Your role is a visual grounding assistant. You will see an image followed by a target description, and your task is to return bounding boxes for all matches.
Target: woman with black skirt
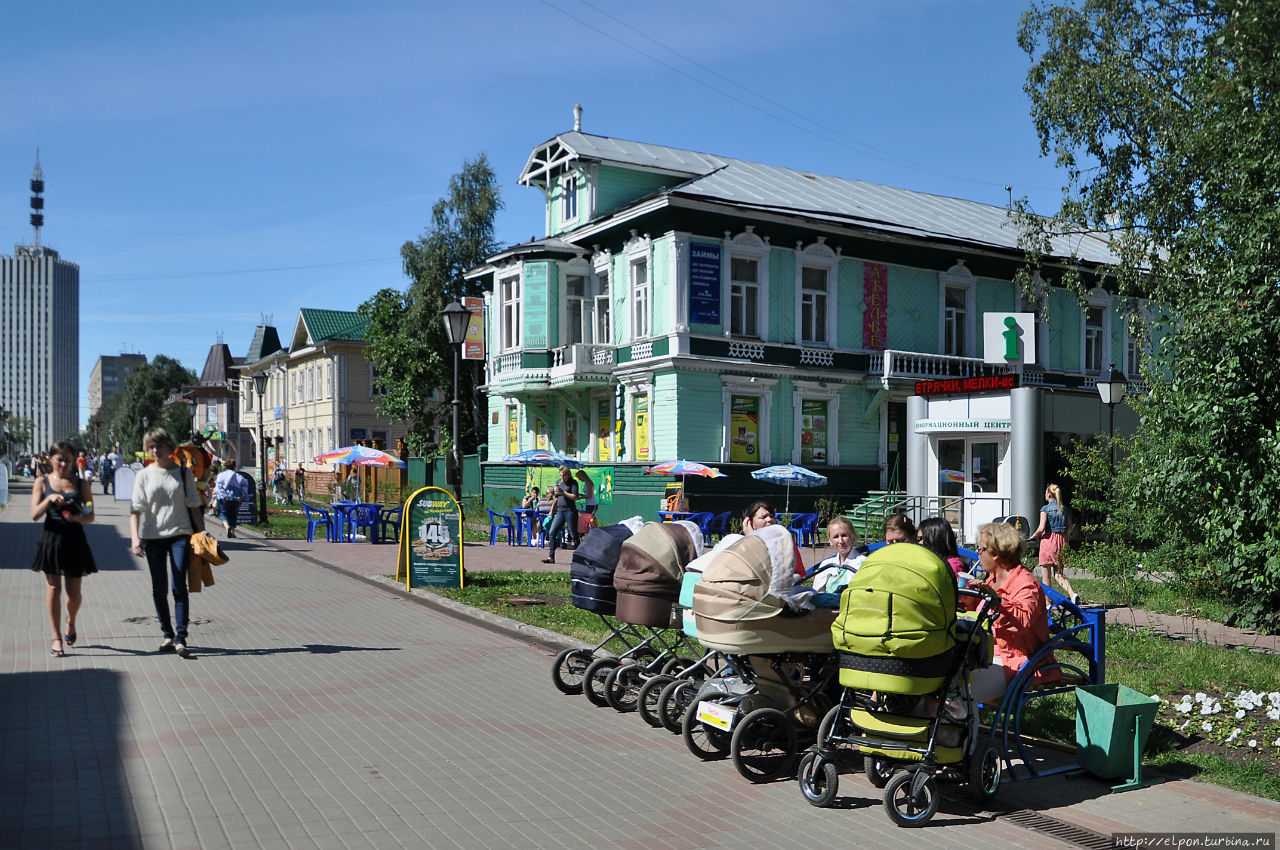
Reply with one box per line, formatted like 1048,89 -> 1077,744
30,440 -> 98,657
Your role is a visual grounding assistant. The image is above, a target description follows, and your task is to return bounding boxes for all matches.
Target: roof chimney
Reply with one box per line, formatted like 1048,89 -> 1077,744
573,103 -> 582,132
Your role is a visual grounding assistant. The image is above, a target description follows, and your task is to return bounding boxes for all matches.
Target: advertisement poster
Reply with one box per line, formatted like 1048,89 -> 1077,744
536,419 -> 548,450
526,466 -> 614,503
462,296 -> 485,360
507,407 -> 519,457
688,241 -> 722,325
800,399 -> 828,466
863,262 -> 888,351
596,398 -> 612,461
396,487 -> 463,588
634,395 -> 650,462
566,418 -> 578,453
729,395 -> 760,463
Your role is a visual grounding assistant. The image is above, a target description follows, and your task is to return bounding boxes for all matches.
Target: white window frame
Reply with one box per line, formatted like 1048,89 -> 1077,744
625,233 -> 651,341
592,251 -> 612,346
560,173 -> 578,224
498,268 -> 522,353
720,375 -> 777,465
795,238 -> 838,347
725,227 -> 769,339
1082,288 -> 1112,375
938,261 -> 976,357
791,380 -> 841,467
560,256 -> 593,346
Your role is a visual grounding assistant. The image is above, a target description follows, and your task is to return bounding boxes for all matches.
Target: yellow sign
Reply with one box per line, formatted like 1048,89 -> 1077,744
634,395 -> 650,462
507,407 -> 519,456
729,395 -> 760,463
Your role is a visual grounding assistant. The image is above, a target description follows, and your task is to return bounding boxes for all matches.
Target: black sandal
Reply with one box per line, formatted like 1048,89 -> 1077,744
64,627 -> 76,647
159,639 -> 176,653
50,639 -> 65,657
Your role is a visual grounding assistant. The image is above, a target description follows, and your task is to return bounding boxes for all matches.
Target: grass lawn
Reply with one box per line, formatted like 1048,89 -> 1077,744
422,569 -> 1280,802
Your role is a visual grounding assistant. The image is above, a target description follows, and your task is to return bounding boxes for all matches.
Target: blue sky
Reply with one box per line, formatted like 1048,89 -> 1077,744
1,1 -> 1068,428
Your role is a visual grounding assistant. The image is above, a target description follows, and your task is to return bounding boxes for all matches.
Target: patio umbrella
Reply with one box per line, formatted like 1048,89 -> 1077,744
750,463 -> 827,514
645,459 -> 727,506
501,449 -> 583,469
199,425 -> 228,441
313,446 -> 407,468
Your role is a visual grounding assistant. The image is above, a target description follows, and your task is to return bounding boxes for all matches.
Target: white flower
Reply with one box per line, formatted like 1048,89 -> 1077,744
1269,692 -> 1280,704
1179,719 -> 1191,732
1274,738 -> 1280,748
1235,709 -> 1247,719
1195,692 -> 1207,702
1226,729 -> 1241,743
1267,707 -> 1280,721
1248,739 -> 1258,748
1175,701 -> 1193,714
1203,721 -> 1214,732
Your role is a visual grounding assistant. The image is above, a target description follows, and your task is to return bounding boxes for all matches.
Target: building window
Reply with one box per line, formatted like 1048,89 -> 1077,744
594,264 -> 611,345
500,274 -> 521,351
943,286 -> 967,356
631,257 -> 650,340
1084,305 -> 1105,374
370,365 -> 385,397
730,256 -> 760,338
566,274 -> 588,345
561,175 -> 578,223
800,265 -> 829,345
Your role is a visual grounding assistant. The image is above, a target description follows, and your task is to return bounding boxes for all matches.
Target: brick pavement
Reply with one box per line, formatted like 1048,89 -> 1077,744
2,488 -> 1277,849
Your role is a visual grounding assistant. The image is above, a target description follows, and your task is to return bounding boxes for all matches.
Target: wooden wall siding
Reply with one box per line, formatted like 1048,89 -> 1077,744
839,384 -> 880,466
887,265 -> 939,353
486,396 -> 504,457
546,172 -> 583,237
651,369 -> 678,459
769,247 -> 796,343
837,258 -> 863,349
1048,288 -> 1081,372
596,165 -> 673,220
612,253 -> 627,344
546,260 -> 560,347
770,375 -> 794,465
669,370 -> 724,461
651,237 -> 672,336
977,277 -> 1017,316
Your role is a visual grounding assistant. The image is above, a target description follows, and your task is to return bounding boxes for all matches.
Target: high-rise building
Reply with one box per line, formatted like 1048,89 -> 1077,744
0,156 -> 79,453
88,354 -> 148,421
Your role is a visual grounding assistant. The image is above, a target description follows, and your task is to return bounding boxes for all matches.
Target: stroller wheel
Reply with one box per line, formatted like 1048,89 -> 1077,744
865,755 -> 895,788
798,751 -> 839,807
660,655 -> 698,676
583,657 -> 621,707
682,697 -> 730,760
659,679 -> 698,734
816,705 -> 858,754
731,707 -> 799,783
604,663 -> 644,713
967,739 -> 1002,803
551,648 -> 593,695
884,769 -> 940,828
637,674 -> 674,728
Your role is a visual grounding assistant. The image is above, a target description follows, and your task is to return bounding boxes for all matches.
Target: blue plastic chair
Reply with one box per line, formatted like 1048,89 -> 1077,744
487,508 -> 516,545
378,504 -> 403,544
705,511 -> 732,543
302,503 -> 334,543
685,511 -> 714,540
349,503 -> 380,543
789,512 -> 820,547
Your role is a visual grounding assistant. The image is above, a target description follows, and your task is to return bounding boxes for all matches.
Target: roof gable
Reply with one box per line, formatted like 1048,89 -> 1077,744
292,308 -> 369,351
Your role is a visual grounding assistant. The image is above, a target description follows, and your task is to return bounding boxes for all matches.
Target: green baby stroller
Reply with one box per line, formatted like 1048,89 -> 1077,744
797,542 -> 1000,827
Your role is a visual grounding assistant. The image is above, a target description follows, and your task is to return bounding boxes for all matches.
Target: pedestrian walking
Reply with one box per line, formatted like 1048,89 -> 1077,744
99,452 -> 114,495
213,459 -> 251,538
1030,483 -> 1078,604
540,465 -> 580,564
293,464 -> 306,503
29,440 -> 98,657
130,427 -> 204,657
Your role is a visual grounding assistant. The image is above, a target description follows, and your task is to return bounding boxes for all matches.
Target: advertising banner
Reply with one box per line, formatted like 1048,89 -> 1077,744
536,419 -> 548,450
688,241 -> 722,325
863,262 -> 888,351
729,395 -> 760,463
596,398 -> 612,461
507,407 -> 519,457
634,395 -> 650,462
526,466 -> 613,504
800,399 -> 828,465
462,296 -> 485,360
396,487 -> 464,589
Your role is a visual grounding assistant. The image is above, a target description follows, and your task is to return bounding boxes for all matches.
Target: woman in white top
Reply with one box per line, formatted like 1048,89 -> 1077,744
129,428 -> 204,658
575,470 -> 598,514
811,516 -> 868,595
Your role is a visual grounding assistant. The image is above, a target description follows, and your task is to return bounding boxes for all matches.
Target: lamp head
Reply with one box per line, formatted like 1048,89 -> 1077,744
440,300 -> 470,346
1097,363 -> 1128,406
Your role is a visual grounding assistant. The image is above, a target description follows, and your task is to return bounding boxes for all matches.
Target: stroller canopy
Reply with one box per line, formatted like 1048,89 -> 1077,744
570,523 -> 634,614
613,521 -> 702,626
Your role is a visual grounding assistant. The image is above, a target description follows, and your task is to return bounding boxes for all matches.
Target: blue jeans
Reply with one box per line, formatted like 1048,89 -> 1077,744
546,508 -> 579,556
144,536 -> 191,643
220,498 -> 241,530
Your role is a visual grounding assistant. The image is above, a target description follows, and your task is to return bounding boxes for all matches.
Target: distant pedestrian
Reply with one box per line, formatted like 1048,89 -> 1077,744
540,466 -> 580,564
1031,483 -> 1078,604
213,459 -> 251,538
575,470 -> 598,515
30,440 -> 98,658
293,464 -> 306,503
99,452 -> 115,495
130,427 -> 204,657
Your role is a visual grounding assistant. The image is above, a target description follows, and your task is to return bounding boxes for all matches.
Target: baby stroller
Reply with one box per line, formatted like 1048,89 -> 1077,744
797,542 -> 1000,827
552,520 -> 668,696
687,525 -> 840,782
585,521 -> 704,710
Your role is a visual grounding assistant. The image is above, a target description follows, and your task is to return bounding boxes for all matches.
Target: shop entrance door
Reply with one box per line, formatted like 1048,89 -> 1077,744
937,437 -> 1007,544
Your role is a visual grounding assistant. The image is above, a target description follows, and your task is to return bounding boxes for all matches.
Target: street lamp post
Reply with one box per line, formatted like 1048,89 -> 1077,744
1096,363 -> 1128,475
252,372 -> 270,527
440,300 -> 471,506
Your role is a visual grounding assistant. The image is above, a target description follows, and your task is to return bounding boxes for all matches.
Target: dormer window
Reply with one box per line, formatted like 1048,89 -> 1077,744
561,175 -> 578,223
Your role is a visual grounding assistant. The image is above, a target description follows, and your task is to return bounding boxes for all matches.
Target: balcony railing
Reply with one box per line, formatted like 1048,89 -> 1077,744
549,344 -> 614,386
870,350 -> 1003,383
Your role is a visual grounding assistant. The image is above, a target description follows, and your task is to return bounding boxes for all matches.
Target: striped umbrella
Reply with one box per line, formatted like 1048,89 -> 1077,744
645,459 -> 726,505
502,449 -> 583,469
313,446 -> 406,468
750,463 -> 827,514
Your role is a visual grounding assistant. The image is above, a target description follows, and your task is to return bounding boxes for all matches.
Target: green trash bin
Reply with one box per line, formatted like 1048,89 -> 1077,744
1075,683 -> 1162,791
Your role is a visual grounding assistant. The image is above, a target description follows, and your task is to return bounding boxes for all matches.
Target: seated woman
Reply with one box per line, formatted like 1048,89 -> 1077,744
916,517 -> 964,581
883,512 -> 916,543
810,515 -> 868,597
965,521 -> 1058,705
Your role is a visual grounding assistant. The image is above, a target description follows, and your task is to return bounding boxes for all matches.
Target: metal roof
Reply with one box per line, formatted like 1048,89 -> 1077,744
528,131 -> 1118,265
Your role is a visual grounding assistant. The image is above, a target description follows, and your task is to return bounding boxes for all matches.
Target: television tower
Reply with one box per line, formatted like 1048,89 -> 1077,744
30,151 -> 44,248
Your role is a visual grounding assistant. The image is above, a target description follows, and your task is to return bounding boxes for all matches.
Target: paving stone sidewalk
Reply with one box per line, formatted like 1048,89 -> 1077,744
2,491 -> 1277,849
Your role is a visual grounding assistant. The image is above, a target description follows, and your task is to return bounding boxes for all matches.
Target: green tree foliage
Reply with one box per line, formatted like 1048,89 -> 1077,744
360,154 -> 503,455
108,355 -> 197,455
1017,0 -> 1280,630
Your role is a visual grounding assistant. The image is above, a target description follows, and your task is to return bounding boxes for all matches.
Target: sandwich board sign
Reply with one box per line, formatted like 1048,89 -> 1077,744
396,486 -> 464,589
